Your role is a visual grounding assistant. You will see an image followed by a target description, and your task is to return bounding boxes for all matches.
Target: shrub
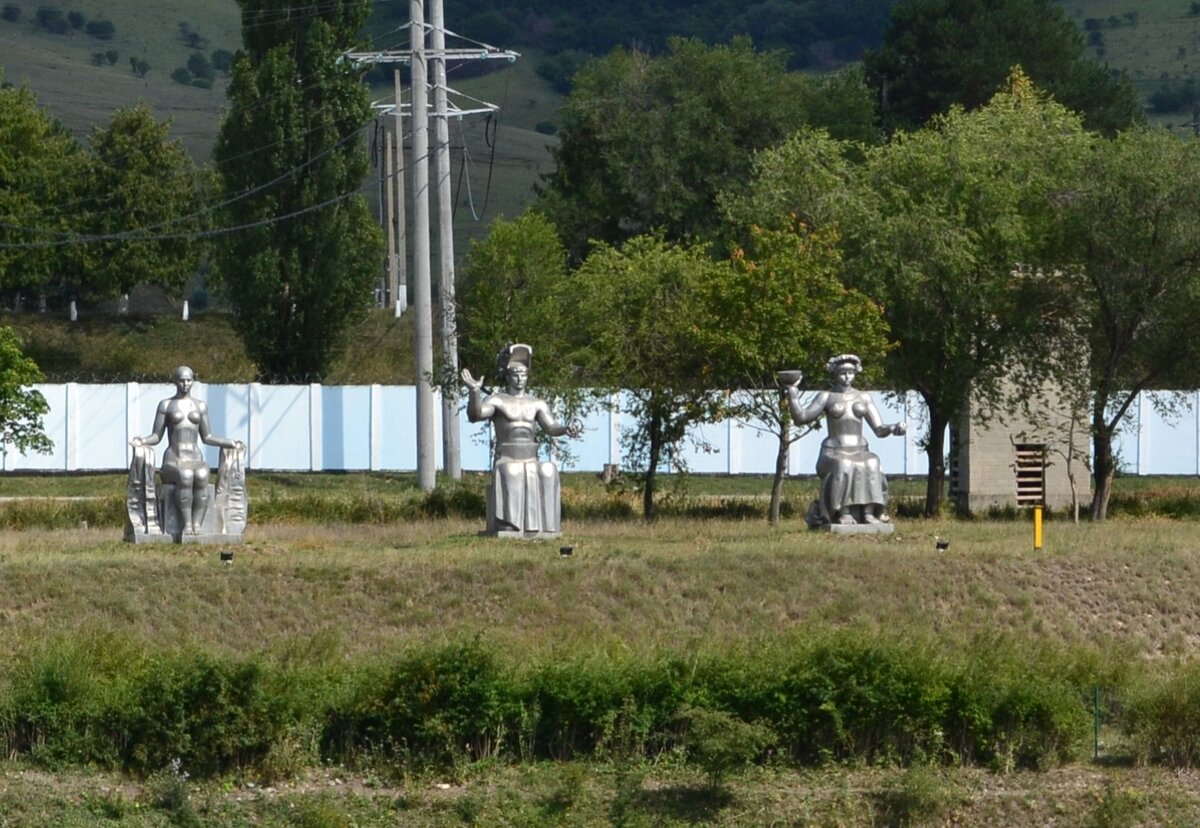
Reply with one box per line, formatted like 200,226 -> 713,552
171,67 -> 192,85
211,48 -> 233,73
187,51 -> 213,80
84,18 -> 114,39
1,4 -> 19,23
36,7 -> 68,34
66,8 -> 81,27
322,641 -> 518,769
1124,663 -> 1200,766
680,705 -> 775,790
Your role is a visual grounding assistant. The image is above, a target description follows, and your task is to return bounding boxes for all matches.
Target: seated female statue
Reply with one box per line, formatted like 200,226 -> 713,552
786,354 -> 906,526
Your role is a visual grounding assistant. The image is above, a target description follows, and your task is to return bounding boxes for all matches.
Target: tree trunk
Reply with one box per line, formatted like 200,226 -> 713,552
643,413 -> 662,521
1090,427 -> 1116,521
769,422 -> 789,525
923,410 -> 950,518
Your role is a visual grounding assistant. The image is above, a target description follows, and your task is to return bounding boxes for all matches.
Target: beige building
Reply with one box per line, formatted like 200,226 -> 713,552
950,383 -> 1089,515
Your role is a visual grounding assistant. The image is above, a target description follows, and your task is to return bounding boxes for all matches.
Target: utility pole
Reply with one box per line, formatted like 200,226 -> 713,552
391,69 -> 408,315
409,0 -> 436,492
347,9 -> 517,490
430,0 -> 461,480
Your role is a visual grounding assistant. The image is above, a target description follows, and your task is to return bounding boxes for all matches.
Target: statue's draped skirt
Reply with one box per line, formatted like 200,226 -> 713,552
816,444 -> 888,518
492,456 -> 560,534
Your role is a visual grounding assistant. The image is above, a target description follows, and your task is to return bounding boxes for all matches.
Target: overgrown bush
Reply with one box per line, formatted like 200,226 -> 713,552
1123,663 -> 1200,766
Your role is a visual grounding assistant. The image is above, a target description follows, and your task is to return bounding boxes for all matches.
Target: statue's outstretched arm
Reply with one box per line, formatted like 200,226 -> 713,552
198,402 -> 242,450
461,368 -> 495,422
863,395 -> 907,438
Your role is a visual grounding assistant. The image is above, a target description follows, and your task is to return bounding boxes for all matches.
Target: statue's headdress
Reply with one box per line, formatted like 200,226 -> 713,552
495,343 -> 533,382
825,353 -> 862,374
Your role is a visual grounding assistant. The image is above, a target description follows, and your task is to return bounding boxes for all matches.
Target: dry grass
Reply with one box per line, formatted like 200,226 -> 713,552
0,515 -> 1194,664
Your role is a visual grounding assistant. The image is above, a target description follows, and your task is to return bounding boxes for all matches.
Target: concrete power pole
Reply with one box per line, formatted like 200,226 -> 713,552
346,12 -> 517,490
409,0 -> 436,492
430,0 -> 461,480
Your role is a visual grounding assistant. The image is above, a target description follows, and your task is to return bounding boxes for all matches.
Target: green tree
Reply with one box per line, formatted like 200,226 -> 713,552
1054,128 -> 1200,520
852,75 -> 1091,515
538,37 -> 877,264
78,104 -> 206,302
562,235 -> 730,519
0,327 -> 52,457
0,83 -> 88,297
736,73 -> 1092,516
864,0 -> 1143,135
212,0 -> 382,382
703,224 -> 890,523
455,211 -> 569,381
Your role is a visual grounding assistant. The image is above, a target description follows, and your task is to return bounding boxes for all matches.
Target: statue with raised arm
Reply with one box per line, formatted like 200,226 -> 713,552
462,344 -> 581,538
786,354 -> 906,531
125,366 -> 248,543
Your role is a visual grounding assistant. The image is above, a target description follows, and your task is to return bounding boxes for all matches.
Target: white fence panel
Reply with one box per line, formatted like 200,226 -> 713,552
3,384 -> 1198,477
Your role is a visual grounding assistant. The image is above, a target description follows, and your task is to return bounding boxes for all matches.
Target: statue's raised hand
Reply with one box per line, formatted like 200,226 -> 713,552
461,368 -> 483,391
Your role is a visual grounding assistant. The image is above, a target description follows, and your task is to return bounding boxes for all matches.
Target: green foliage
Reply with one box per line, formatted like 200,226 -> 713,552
0,83 -> 90,295
456,210 -> 569,384
323,640 -> 518,769
680,705 -> 775,790
538,37 -> 874,264
864,0 -> 1144,136
562,236 -> 731,518
766,73 -> 1092,516
1124,663 -> 1200,767
79,104 -> 206,301
701,224 -> 890,521
375,0 -> 894,72
84,19 -> 115,40
213,0 -> 383,383
0,327 -> 51,456
1053,128 -> 1200,518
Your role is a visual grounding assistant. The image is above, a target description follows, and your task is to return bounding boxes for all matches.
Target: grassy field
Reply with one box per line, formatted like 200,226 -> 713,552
0,473 -> 1195,822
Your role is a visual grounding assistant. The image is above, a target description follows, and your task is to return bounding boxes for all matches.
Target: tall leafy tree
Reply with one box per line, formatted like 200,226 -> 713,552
1055,129 -> 1200,520
561,235 -> 730,520
212,0 -> 382,382
702,224 -> 890,523
455,211 -> 569,383
538,37 -> 877,264
734,74 -> 1092,516
79,104 -> 206,302
0,83 -> 88,297
864,0 -> 1143,135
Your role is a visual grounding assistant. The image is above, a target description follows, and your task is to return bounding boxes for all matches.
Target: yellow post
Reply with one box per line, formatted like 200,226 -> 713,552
1033,505 -> 1044,551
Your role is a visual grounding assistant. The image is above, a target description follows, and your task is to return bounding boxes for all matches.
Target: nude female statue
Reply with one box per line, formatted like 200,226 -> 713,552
462,344 -> 581,537
786,354 -> 906,526
130,365 -> 244,535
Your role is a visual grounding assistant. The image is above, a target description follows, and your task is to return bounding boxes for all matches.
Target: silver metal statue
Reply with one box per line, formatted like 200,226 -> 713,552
125,365 -> 247,543
785,354 -> 906,530
462,344 -> 581,538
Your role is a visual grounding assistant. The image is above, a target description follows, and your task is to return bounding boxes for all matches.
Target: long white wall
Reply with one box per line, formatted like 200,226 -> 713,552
0,383 -> 1188,476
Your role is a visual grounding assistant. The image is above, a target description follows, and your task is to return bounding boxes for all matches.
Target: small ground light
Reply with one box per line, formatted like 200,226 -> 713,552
935,538 -> 949,551
559,546 -> 573,557
220,550 -> 234,565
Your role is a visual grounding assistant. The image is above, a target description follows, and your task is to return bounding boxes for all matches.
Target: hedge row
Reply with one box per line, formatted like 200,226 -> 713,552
0,632 -> 1193,778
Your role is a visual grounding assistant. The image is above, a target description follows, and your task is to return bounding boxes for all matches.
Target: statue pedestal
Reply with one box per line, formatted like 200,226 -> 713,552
125,446 -> 247,544
823,522 -> 895,535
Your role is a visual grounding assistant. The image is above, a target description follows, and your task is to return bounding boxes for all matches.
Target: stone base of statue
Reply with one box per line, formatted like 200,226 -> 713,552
125,445 -> 248,544
803,499 -> 895,534
825,522 -> 894,535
